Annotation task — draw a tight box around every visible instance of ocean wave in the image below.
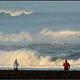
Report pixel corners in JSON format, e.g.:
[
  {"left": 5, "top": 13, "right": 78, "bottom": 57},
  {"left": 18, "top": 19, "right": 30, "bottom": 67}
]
[
  {"left": 40, "top": 29, "right": 80, "bottom": 38},
  {"left": 0, "top": 29, "right": 80, "bottom": 42},
  {"left": 0, "top": 50, "right": 80, "bottom": 68},
  {"left": 38, "top": 29, "right": 80, "bottom": 42},
  {"left": 0, "top": 32, "right": 32, "bottom": 42},
  {"left": 0, "top": 9, "right": 33, "bottom": 16}
]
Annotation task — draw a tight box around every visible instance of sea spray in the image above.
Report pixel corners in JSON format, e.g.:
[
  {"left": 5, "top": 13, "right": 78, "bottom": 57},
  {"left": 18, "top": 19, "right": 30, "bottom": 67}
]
[{"left": 0, "top": 50, "right": 80, "bottom": 69}]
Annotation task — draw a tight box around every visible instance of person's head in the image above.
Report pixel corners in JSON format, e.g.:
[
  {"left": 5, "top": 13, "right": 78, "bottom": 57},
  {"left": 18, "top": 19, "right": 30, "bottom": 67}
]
[
  {"left": 65, "top": 60, "right": 67, "bottom": 63},
  {"left": 15, "top": 59, "right": 17, "bottom": 62}
]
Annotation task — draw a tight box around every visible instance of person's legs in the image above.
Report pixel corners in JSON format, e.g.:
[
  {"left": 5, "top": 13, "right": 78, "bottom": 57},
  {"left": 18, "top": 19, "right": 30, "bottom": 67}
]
[
  {"left": 64, "top": 68, "right": 68, "bottom": 71},
  {"left": 14, "top": 68, "right": 18, "bottom": 71}
]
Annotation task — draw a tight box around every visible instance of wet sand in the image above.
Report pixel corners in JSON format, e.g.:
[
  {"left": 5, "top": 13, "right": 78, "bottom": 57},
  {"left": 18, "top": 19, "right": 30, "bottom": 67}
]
[{"left": 0, "top": 70, "right": 80, "bottom": 79}]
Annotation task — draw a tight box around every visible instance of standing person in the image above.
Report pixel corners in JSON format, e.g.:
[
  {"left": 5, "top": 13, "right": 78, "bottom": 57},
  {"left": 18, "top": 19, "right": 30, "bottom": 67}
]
[
  {"left": 63, "top": 60, "right": 70, "bottom": 71},
  {"left": 13, "top": 59, "right": 19, "bottom": 71}
]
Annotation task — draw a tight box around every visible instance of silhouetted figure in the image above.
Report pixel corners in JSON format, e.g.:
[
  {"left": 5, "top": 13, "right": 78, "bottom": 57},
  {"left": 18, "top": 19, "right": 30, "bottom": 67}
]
[
  {"left": 13, "top": 59, "right": 19, "bottom": 71},
  {"left": 63, "top": 60, "right": 70, "bottom": 71}
]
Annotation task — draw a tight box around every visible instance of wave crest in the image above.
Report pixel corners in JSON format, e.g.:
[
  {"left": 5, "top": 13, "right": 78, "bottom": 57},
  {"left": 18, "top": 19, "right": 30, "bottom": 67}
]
[
  {"left": 38, "top": 29, "right": 80, "bottom": 42},
  {"left": 0, "top": 50, "right": 80, "bottom": 69},
  {"left": 0, "top": 9, "right": 33, "bottom": 16},
  {"left": 0, "top": 30, "right": 80, "bottom": 42},
  {"left": 0, "top": 32, "right": 32, "bottom": 42},
  {"left": 40, "top": 29, "right": 80, "bottom": 38}
]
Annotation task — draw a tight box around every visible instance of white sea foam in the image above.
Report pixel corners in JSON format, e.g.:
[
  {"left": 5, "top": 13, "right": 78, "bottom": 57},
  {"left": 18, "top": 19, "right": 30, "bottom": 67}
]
[
  {"left": 0, "top": 50, "right": 80, "bottom": 69},
  {"left": 0, "top": 29, "right": 80, "bottom": 42},
  {"left": 38, "top": 29, "right": 80, "bottom": 42},
  {"left": 40, "top": 29, "right": 80, "bottom": 39},
  {"left": 0, "top": 9, "right": 33, "bottom": 16},
  {"left": 0, "top": 32, "right": 32, "bottom": 42}
]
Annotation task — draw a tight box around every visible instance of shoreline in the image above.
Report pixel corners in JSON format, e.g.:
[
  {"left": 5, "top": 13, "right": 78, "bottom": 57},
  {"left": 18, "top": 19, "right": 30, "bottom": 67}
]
[{"left": 0, "top": 70, "right": 80, "bottom": 79}]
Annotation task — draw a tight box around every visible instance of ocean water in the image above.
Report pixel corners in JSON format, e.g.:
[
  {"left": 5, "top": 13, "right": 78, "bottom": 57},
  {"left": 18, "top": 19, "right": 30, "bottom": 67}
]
[{"left": 0, "top": 1, "right": 80, "bottom": 70}]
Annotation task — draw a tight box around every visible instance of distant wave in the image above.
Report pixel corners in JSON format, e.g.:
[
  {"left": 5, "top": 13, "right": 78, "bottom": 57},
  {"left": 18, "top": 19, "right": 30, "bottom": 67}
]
[
  {"left": 40, "top": 29, "right": 80, "bottom": 38},
  {"left": 0, "top": 9, "right": 33, "bottom": 16},
  {"left": 0, "top": 30, "right": 80, "bottom": 42},
  {"left": 0, "top": 32, "right": 32, "bottom": 42},
  {"left": 38, "top": 29, "right": 80, "bottom": 42},
  {"left": 0, "top": 50, "right": 80, "bottom": 68}
]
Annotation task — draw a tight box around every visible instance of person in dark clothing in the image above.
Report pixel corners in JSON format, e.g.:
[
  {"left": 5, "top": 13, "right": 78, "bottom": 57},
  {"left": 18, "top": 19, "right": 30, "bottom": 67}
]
[
  {"left": 13, "top": 59, "right": 19, "bottom": 71},
  {"left": 63, "top": 60, "right": 70, "bottom": 71}
]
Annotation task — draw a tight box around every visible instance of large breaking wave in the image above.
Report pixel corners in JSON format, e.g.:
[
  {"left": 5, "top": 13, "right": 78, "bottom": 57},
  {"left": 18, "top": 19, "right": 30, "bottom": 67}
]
[
  {"left": 0, "top": 9, "right": 33, "bottom": 16},
  {"left": 0, "top": 50, "right": 80, "bottom": 69}
]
